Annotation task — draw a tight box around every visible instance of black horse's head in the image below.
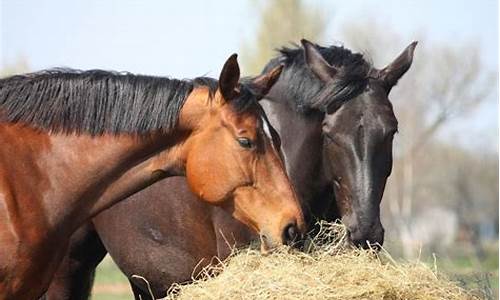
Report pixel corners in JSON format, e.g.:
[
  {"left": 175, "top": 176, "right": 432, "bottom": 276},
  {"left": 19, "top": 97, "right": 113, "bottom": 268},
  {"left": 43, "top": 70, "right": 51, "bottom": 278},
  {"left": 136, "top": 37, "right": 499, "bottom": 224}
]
[{"left": 301, "top": 39, "right": 417, "bottom": 248}]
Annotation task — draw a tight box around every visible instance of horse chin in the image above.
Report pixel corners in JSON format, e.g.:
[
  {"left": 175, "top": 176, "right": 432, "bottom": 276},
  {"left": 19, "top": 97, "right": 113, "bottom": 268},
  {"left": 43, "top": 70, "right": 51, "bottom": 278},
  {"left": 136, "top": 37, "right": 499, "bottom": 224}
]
[
  {"left": 259, "top": 233, "right": 280, "bottom": 254},
  {"left": 260, "top": 240, "right": 271, "bottom": 255}
]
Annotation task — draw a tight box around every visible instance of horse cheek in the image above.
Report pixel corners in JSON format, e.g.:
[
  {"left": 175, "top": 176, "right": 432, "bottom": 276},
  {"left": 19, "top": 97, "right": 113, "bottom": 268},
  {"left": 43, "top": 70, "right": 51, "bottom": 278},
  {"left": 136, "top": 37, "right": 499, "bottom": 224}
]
[{"left": 185, "top": 150, "right": 227, "bottom": 205}]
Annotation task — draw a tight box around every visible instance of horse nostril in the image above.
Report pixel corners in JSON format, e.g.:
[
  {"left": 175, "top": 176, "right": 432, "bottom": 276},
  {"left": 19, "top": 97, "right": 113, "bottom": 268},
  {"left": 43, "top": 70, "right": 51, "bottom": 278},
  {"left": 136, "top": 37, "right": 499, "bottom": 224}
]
[
  {"left": 347, "top": 225, "right": 384, "bottom": 250},
  {"left": 350, "top": 237, "right": 369, "bottom": 249},
  {"left": 347, "top": 226, "right": 367, "bottom": 248},
  {"left": 283, "top": 223, "right": 299, "bottom": 245}
]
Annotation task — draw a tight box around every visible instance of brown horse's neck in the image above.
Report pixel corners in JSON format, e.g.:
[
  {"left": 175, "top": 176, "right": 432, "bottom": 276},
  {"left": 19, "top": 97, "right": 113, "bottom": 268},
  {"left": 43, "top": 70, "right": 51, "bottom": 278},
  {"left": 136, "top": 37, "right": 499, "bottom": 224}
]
[
  {"left": 0, "top": 87, "right": 210, "bottom": 238},
  {"left": 45, "top": 132, "right": 187, "bottom": 228}
]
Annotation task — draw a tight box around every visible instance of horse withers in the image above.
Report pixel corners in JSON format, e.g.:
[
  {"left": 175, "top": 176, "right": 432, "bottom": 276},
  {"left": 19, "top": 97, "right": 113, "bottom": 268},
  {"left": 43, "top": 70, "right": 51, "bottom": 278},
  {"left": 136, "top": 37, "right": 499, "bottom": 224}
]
[{"left": 0, "top": 54, "right": 305, "bottom": 299}]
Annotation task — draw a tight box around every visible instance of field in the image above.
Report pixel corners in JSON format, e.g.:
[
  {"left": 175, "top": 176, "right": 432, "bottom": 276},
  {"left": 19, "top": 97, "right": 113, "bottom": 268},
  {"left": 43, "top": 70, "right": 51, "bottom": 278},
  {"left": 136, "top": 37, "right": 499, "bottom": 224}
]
[{"left": 91, "top": 257, "right": 130, "bottom": 300}]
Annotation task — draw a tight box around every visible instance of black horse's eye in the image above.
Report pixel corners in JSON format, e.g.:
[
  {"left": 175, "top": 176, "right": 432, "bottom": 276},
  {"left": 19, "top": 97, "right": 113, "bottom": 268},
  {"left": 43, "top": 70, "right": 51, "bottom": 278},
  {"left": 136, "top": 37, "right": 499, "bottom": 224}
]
[{"left": 237, "top": 137, "right": 253, "bottom": 149}]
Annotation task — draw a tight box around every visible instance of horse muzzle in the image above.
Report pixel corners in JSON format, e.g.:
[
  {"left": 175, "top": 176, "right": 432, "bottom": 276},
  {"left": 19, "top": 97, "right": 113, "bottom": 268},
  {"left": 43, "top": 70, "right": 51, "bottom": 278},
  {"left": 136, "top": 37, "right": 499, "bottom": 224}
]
[{"left": 347, "top": 222, "right": 385, "bottom": 249}]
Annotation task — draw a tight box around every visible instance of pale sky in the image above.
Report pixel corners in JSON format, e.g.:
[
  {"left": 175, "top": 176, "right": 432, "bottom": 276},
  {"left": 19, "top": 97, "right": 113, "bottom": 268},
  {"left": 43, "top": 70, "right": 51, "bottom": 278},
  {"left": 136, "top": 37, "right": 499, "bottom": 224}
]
[{"left": 1, "top": 0, "right": 498, "bottom": 151}]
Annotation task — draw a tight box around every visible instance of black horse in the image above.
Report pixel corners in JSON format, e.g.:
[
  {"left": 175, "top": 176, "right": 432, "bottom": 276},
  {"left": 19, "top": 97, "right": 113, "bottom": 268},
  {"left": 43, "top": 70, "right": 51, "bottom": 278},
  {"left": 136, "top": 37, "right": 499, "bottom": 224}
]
[{"left": 43, "top": 39, "right": 416, "bottom": 299}]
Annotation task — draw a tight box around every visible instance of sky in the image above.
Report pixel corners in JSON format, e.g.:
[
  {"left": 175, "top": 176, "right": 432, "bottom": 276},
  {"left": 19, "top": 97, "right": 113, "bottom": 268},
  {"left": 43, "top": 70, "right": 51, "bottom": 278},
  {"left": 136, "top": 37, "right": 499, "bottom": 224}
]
[{"left": 1, "top": 0, "right": 498, "bottom": 151}]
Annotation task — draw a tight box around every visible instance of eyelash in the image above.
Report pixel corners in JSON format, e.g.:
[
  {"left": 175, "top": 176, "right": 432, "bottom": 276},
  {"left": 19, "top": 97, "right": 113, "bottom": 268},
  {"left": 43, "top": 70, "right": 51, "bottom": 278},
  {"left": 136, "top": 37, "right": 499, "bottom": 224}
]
[{"left": 237, "top": 137, "right": 253, "bottom": 149}]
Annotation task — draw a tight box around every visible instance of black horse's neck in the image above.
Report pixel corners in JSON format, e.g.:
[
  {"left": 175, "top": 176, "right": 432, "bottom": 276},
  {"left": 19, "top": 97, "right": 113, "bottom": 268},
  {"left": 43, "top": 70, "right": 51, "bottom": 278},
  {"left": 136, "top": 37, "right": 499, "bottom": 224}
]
[{"left": 261, "top": 80, "right": 336, "bottom": 225}]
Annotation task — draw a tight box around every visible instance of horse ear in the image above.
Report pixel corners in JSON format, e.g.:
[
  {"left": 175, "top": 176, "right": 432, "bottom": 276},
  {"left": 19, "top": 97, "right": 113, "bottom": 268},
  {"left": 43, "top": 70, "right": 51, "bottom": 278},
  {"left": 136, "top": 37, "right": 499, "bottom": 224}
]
[
  {"left": 301, "top": 39, "right": 338, "bottom": 82},
  {"left": 250, "top": 64, "right": 284, "bottom": 100},
  {"left": 378, "top": 41, "right": 417, "bottom": 91},
  {"left": 218, "top": 53, "right": 240, "bottom": 102}
]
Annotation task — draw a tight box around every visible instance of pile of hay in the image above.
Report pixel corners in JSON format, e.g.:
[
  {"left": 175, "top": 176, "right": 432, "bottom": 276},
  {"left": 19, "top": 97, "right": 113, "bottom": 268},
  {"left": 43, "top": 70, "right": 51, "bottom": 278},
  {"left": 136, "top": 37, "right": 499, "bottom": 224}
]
[{"left": 165, "top": 222, "right": 478, "bottom": 300}]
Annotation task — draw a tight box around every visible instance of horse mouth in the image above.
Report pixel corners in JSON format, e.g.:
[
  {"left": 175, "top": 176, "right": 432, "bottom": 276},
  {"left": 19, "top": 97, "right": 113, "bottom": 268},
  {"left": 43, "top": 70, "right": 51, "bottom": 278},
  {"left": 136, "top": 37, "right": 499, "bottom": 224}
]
[
  {"left": 259, "top": 233, "right": 278, "bottom": 254},
  {"left": 259, "top": 234, "right": 270, "bottom": 254}
]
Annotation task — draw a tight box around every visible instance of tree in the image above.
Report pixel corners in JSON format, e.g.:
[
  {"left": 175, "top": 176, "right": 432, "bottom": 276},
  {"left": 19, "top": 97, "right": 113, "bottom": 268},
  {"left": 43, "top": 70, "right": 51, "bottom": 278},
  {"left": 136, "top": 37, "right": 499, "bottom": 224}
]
[
  {"left": 240, "top": 0, "right": 327, "bottom": 74},
  {"left": 0, "top": 58, "right": 30, "bottom": 77}
]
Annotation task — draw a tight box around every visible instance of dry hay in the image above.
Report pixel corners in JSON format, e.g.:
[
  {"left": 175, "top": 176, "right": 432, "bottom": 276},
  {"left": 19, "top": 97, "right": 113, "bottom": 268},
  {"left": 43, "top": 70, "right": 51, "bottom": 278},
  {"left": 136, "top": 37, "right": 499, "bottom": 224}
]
[{"left": 164, "top": 222, "right": 479, "bottom": 300}]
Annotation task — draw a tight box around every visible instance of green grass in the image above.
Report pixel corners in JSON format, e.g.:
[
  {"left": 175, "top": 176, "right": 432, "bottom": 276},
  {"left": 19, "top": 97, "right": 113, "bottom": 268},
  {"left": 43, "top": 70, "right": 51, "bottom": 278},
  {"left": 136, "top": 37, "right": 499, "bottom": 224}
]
[
  {"left": 91, "top": 293, "right": 131, "bottom": 300},
  {"left": 93, "top": 256, "right": 129, "bottom": 284},
  {"left": 436, "top": 244, "right": 499, "bottom": 300},
  {"left": 91, "top": 256, "right": 130, "bottom": 300}
]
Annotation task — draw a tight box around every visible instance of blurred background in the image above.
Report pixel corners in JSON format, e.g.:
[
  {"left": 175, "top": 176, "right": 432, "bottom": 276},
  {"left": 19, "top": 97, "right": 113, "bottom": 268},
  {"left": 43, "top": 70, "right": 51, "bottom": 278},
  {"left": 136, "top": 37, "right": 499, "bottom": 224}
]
[{"left": 1, "top": 0, "right": 498, "bottom": 299}]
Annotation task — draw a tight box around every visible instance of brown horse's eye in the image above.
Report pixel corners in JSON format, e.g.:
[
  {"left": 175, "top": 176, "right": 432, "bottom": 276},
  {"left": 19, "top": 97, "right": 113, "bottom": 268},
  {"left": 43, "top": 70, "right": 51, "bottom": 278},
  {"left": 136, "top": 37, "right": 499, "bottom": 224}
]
[{"left": 237, "top": 137, "right": 253, "bottom": 149}]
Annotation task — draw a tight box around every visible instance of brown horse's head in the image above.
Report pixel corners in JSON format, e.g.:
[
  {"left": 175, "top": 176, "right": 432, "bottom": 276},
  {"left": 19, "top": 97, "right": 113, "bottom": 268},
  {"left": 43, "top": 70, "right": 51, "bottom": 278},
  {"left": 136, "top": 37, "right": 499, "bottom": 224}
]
[
  {"left": 181, "top": 54, "right": 305, "bottom": 251},
  {"left": 301, "top": 40, "right": 417, "bottom": 248}
]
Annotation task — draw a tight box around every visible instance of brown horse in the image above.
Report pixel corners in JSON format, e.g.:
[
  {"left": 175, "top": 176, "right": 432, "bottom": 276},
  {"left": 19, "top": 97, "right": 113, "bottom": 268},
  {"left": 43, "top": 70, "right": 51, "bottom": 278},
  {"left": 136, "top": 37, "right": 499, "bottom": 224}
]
[
  {"left": 0, "top": 54, "right": 306, "bottom": 299},
  {"left": 44, "top": 39, "right": 417, "bottom": 299}
]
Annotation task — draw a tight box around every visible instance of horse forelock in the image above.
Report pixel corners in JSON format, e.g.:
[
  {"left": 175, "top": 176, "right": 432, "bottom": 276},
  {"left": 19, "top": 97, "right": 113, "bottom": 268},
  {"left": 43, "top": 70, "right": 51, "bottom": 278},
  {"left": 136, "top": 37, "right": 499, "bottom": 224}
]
[{"left": 263, "top": 43, "right": 372, "bottom": 113}]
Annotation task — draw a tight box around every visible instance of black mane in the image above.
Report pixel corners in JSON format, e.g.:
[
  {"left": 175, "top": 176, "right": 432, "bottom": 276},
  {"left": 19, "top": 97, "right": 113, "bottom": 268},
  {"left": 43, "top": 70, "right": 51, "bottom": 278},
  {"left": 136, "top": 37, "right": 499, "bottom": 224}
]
[
  {"left": 263, "top": 43, "right": 372, "bottom": 113},
  {"left": 0, "top": 69, "right": 225, "bottom": 135}
]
